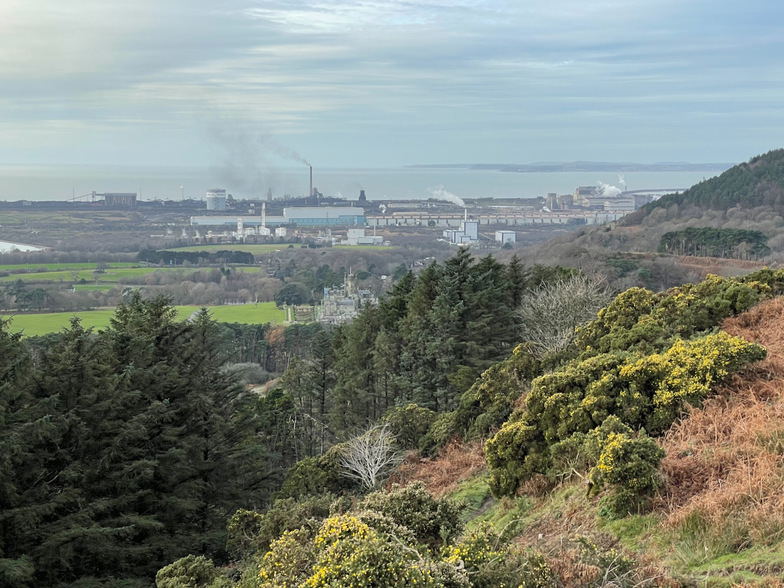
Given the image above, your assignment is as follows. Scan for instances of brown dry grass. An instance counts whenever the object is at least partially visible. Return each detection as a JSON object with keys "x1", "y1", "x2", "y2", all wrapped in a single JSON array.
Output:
[
  {"x1": 672, "y1": 256, "x2": 771, "y2": 282},
  {"x1": 658, "y1": 297, "x2": 784, "y2": 541},
  {"x1": 386, "y1": 441, "x2": 486, "y2": 497}
]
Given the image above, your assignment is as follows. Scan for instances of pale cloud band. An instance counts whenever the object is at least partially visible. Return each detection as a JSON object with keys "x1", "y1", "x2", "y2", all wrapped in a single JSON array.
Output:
[{"x1": 1, "y1": 0, "x2": 782, "y2": 166}]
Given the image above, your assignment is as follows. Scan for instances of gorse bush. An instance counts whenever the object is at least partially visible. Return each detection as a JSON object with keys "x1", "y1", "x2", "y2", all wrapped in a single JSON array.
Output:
[
  {"x1": 444, "y1": 523, "x2": 554, "y2": 588},
  {"x1": 226, "y1": 494, "x2": 338, "y2": 558},
  {"x1": 575, "y1": 271, "x2": 784, "y2": 356},
  {"x1": 359, "y1": 482, "x2": 465, "y2": 549},
  {"x1": 255, "y1": 485, "x2": 552, "y2": 588},
  {"x1": 257, "y1": 514, "x2": 457, "y2": 587},
  {"x1": 155, "y1": 555, "x2": 226, "y2": 588},
  {"x1": 487, "y1": 330, "x2": 766, "y2": 497},
  {"x1": 620, "y1": 331, "x2": 766, "y2": 433},
  {"x1": 420, "y1": 344, "x2": 540, "y2": 455},
  {"x1": 585, "y1": 417, "x2": 665, "y2": 518}
]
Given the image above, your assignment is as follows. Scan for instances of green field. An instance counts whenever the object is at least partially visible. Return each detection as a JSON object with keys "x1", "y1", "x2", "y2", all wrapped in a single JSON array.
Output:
[
  {"x1": 0, "y1": 265, "x2": 261, "y2": 285},
  {"x1": 165, "y1": 244, "x2": 394, "y2": 254},
  {"x1": 73, "y1": 284, "x2": 117, "y2": 292},
  {"x1": 2, "y1": 303, "x2": 285, "y2": 336},
  {"x1": 0, "y1": 262, "x2": 139, "y2": 271}
]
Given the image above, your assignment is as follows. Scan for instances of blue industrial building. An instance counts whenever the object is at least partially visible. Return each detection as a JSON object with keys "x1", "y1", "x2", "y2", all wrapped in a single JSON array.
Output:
[{"x1": 190, "y1": 206, "x2": 365, "y2": 228}]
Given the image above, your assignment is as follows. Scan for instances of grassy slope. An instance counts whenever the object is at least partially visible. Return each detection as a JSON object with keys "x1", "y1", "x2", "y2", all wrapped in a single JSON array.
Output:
[
  {"x1": 398, "y1": 298, "x2": 784, "y2": 586},
  {"x1": 2, "y1": 302, "x2": 285, "y2": 336}
]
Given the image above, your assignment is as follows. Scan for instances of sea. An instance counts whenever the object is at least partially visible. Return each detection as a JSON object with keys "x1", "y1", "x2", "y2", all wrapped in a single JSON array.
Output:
[{"x1": 0, "y1": 164, "x2": 724, "y2": 203}]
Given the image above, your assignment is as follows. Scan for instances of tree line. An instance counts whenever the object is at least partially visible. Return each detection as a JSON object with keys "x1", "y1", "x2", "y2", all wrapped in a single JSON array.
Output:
[
  {"x1": 0, "y1": 250, "x2": 576, "y2": 586},
  {"x1": 0, "y1": 294, "x2": 299, "y2": 587},
  {"x1": 641, "y1": 148, "x2": 784, "y2": 215},
  {"x1": 138, "y1": 249, "x2": 255, "y2": 266},
  {"x1": 657, "y1": 227, "x2": 770, "y2": 259}
]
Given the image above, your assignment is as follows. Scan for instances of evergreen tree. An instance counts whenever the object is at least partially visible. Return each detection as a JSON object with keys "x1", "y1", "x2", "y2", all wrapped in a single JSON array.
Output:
[{"x1": 330, "y1": 305, "x2": 383, "y2": 432}]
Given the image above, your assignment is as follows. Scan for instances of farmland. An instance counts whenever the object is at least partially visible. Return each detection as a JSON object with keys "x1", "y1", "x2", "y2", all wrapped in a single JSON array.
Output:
[
  {"x1": 2, "y1": 302, "x2": 285, "y2": 336},
  {"x1": 0, "y1": 264, "x2": 262, "y2": 285},
  {"x1": 165, "y1": 243, "x2": 394, "y2": 254}
]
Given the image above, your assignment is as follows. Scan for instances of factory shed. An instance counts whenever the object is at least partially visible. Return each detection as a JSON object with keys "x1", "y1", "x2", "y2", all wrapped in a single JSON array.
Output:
[{"x1": 283, "y1": 207, "x2": 365, "y2": 226}]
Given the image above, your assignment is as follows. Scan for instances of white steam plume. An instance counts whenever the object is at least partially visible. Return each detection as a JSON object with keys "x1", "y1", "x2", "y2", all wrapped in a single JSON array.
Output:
[
  {"x1": 597, "y1": 181, "x2": 621, "y2": 198},
  {"x1": 429, "y1": 185, "x2": 466, "y2": 207},
  {"x1": 618, "y1": 173, "x2": 627, "y2": 192}
]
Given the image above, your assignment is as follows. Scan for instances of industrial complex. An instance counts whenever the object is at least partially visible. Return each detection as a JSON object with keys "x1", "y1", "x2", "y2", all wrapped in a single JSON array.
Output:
[{"x1": 183, "y1": 181, "x2": 672, "y2": 247}]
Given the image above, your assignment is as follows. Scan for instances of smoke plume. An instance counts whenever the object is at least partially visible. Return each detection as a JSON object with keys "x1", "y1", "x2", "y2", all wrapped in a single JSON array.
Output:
[
  {"x1": 207, "y1": 126, "x2": 310, "y2": 195},
  {"x1": 597, "y1": 181, "x2": 622, "y2": 198},
  {"x1": 429, "y1": 185, "x2": 466, "y2": 207}
]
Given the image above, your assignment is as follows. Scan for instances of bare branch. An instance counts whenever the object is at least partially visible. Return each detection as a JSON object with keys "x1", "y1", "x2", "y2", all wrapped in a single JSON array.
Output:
[
  {"x1": 340, "y1": 423, "x2": 403, "y2": 489},
  {"x1": 517, "y1": 274, "x2": 611, "y2": 358}
]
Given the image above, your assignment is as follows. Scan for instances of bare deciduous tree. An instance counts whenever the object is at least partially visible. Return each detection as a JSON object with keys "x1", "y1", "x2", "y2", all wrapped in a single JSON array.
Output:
[
  {"x1": 517, "y1": 274, "x2": 611, "y2": 358},
  {"x1": 340, "y1": 423, "x2": 403, "y2": 489}
]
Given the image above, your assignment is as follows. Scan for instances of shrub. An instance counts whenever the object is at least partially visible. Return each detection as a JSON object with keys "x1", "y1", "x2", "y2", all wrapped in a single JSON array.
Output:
[
  {"x1": 454, "y1": 344, "x2": 540, "y2": 440},
  {"x1": 304, "y1": 516, "x2": 444, "y2": 587},
  {"x1": 278, "y1": 445, "x2": 356, "y2": 499},
  {"x1": 444, "y1": 523, "x2": 554, "y2": 588},
  {"x1": 576, "y1": 274, "x2": 775, "y2": 357},
  {"x1": 486, "y1": 332, "x2": 765, "y2": 498},
  {"x1": 227, "y1": 494, "x2": 335, "y2": 557},
  {"x1": 585, "y1": 418, "x2": 665, "y2": 518},
  {"x1": 258, "y1": 515, "x2": 469, "y2": 588},
  {"x1": 420, "y1": 411, "x2": 460, "y2": 456},
  {"x1": 382, "y1": 403, "x2": 438, "y2": 449},
  {"x1": 485, "y1": 414, "x2": 548, "y2": 497},
  {"x1": 155, "y1": 555, "x2": 223, "y2": 588},
  {"x1": 359, "y1": 482, "x2": 465, "y2": 549},
  {"x1": 621, "y1": 331, "x2": 767, "y2": 433},
  {"x1": 258, "y1": 528, "x2": 317, "y2": 588},
  {"x1": 421, "y1": 345, "x2": 541, "y2": 455}
]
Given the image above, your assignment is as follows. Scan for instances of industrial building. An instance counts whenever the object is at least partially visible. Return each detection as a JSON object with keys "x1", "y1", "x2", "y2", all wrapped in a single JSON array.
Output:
[
  {"x1": 206, "y1": 189, "x2": 227, "y2": 211},
  {"x1": 343, "y1": 228, "x2": 383, "y2": 246},
  {"x1": 104, "y1": 193, "x2": 137, "y2": 208},
  {"x1": 443, "y1": 218, "x2": 479, "y2": 245},
  {"x1": 284, "y1": 207, "x2": 365, "y2": 226},
  {"x1": 190, "y1": 206, "x2": 365, "y2": 228},
  {"x1": 495, "y1": 230, "x2": 516, "y2": 244}
]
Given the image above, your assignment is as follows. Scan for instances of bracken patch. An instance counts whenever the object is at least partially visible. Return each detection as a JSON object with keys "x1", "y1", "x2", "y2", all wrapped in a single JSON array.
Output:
[{"x1": 658, "y1": 297, "x2": 784, "y2": 544}]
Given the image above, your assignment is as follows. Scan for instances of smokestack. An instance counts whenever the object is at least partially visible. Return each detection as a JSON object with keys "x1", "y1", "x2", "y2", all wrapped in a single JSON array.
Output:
[
  {"x1": 262, "y1": 202, "x2": 266, "y2": 228},
  {"x1": 309, "y1": 166, "x2": 313, "y2": 198}
]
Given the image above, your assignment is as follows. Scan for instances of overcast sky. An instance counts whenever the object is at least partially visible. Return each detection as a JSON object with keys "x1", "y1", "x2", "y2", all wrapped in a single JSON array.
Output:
[{"x1": 2, "y1": 0, "x2": 783, "y2": 168}]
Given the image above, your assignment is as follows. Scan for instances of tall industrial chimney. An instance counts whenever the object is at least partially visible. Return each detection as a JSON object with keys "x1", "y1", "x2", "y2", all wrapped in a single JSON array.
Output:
[{"x1": 309, "y1": 166, "x2": 313, "y2": 198}]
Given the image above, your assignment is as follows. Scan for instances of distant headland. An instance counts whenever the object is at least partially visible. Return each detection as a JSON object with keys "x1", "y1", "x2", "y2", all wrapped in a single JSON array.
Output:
[{"x1": 406, "y1": 161, "x2": 735, "y2": 173}]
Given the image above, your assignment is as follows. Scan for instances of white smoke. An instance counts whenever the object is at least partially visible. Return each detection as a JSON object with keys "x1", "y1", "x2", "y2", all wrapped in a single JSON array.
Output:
[
  {"x1": 429, "y1": 185, "x2": 466, "y2": 207},
  {"x1": 597, "y1": 181, "x2": 622, "y2": 198},
  {"x1": 618, "y1": 173, "x2": 627, "y2": 192}
]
